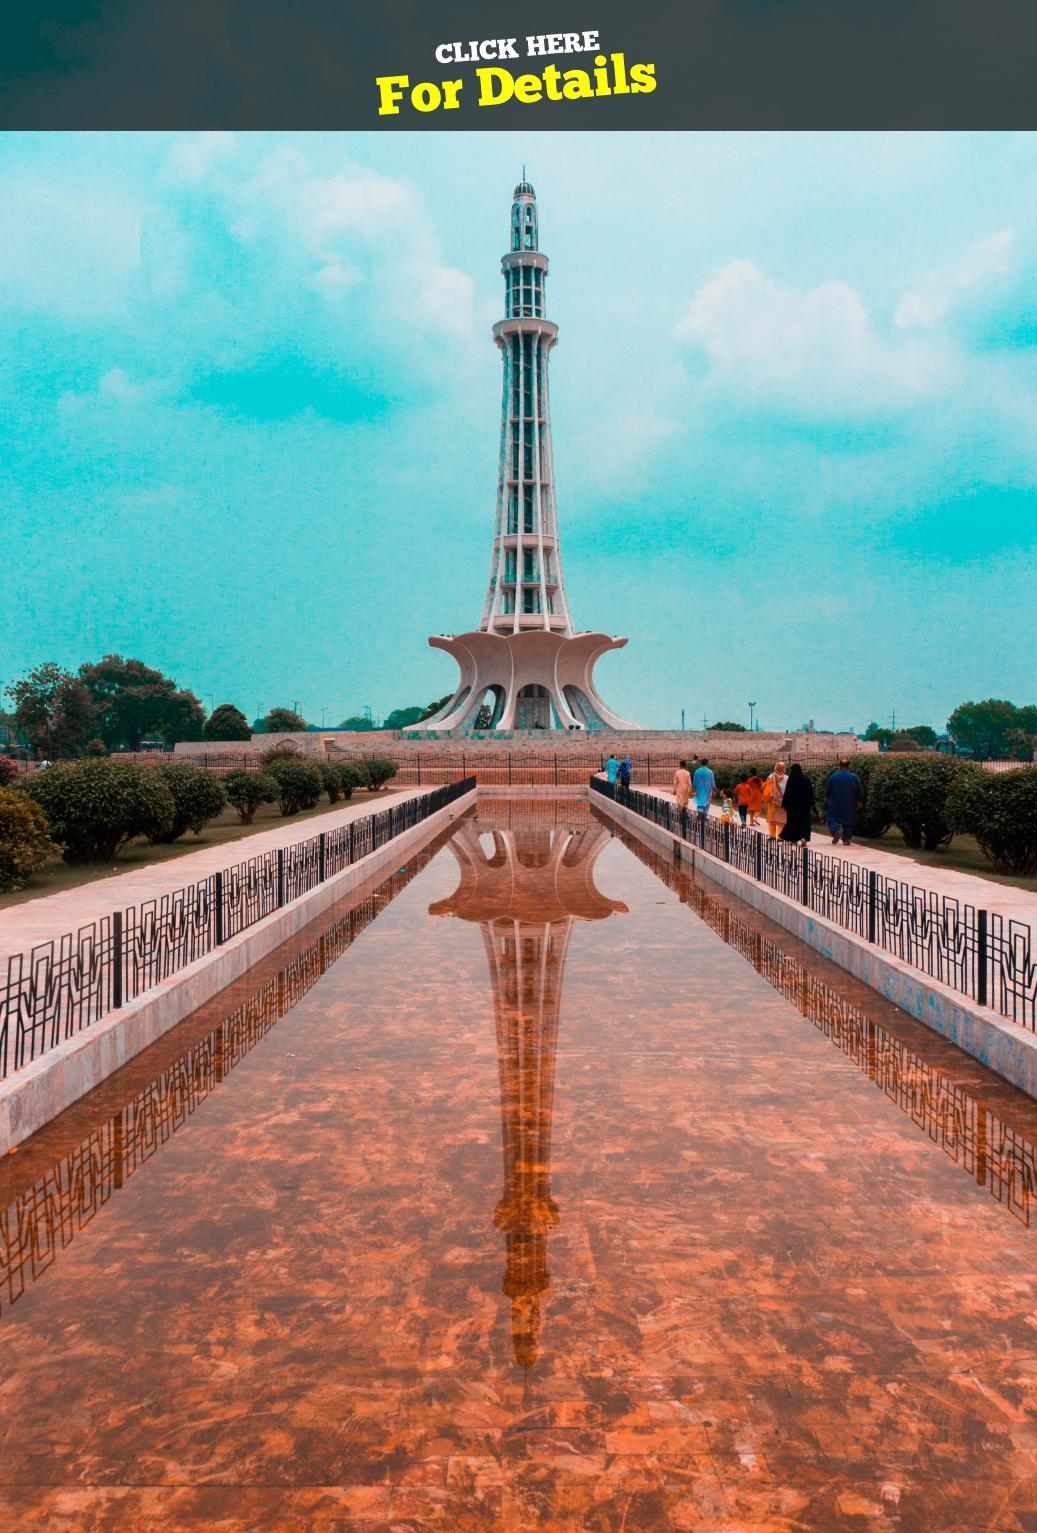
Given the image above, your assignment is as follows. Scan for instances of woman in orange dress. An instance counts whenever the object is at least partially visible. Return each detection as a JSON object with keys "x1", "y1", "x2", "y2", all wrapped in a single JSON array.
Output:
[{"x1": 745, "y1": 772, "x2": 765, "y2": 828}]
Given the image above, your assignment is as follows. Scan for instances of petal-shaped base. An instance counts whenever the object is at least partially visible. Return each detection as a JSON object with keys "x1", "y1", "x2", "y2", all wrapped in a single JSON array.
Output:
[{"x1": 412, "y1": 629, "x2": 640, "y2": 732}]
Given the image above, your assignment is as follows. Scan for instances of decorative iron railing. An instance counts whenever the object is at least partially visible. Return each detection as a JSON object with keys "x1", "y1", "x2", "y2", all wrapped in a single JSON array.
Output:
[
  {"x1": 590, "y1": 776, "x2": 1037, "y2": 1032},
  {"x1": 0, "y1": 779, "x2": 474, "y2": 1082}
]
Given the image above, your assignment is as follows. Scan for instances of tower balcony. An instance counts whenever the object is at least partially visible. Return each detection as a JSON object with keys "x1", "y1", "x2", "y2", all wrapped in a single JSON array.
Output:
[{"x1": 494, "y1": 318, "x2": 558, "y2": 345}]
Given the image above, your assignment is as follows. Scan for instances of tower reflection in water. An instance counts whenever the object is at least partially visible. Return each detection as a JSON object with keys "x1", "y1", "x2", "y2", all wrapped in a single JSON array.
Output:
[{"x1": 430, "y1": 801, "x2": 627, "y2": 1367}]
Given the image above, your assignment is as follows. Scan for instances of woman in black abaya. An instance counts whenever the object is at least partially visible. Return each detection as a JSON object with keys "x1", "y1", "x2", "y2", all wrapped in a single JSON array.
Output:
[{"x1": 779, "y1": 762, "x2": 815, "y2": 844}]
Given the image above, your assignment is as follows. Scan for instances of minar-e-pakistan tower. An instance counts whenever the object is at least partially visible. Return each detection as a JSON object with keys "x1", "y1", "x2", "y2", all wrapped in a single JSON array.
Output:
[{"x1": 415, "y1": 178, "x2": 638, "y2": 732}]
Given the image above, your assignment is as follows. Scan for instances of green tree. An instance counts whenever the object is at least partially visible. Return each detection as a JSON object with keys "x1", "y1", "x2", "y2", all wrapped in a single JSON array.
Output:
[
  {"x1": 149, "y1": 763, "x2": 227, "y2": 842},
  {"x1": 708, "y1": 721, "x2": 747, "y2": 732},
  {"x1": 78, "y1": 654, "x2": 205, "y2": 750},
  {"x1": 261, "y1": 707, "x2": 308, "y2": 734},
  {"x1": 948, "y1": 767, "x2": 1037, "y2": 875},
  {"x1": 360, "y1": 758, "x2": 398, "y2": 791},
  {"x1": 0, "y1": 787, "x2": 56, "y2": 890},
  {"x1": 203, "y1": 703, "x2": 252, "y2": 742},
  {"x1": 863, "y1": 723, "x2": 894, "y2": 750},
  {"x1": 223, "y1": 769, "x2": 279, "y2": 825},
  {"x1": 904, "y1": 725, "x2": 938, "y2": 750},
  {"x1": 869, "y1": 756, "x2": 982, "y2": 850},
  {"x1": 265, "y1": 759, "x2": 323, "y2": 815},
  {"x1": 24, "y1": 760, "x2": 176, "y2": 863},
  {"x1": 946, "y1": 699, "x2": 1030, "y2": 760},
  {"x1": 888, "y1": 732, "x2": 922, "y2": 752},
  {"x1": 473, "y1": 704, "x2": 493, "y2": 729},
  {"x1": 418, "y1": 695, "x2": 452, "y2": 722},
  {"x1": 7, "y1": 664, "x2": 98, "y2": 759},
  {"x1": 339, "y1": 715, "x2": 376, "y2": 731},
  {"x1": 383, "y1": 706, "x2": 424, "y2": 730},
  {"x1": 337, "y1": 762, "x2": 366, "y2": 799}
]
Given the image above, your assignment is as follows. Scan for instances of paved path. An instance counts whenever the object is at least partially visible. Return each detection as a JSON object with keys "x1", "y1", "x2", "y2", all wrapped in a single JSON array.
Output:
[
  {"x1": 0, "y1": 788, "x2": 430, "y2": 963},
  {"x1": 626, "y1": 783, "x2": 1037, "y2": 941}
]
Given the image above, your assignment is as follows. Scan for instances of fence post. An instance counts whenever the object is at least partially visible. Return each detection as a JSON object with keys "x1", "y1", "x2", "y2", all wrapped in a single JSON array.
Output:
[
  {"x1": 319, "y1": 831, "x2": 326, "y2": 883},
  {"x1": 867, "y1": 869, "x2": 877, "y2": 944},
  {"x1": 723, "y1": 821, "x2": 730, "y2": 863},
  {"x1": 214, "y1": 870, "x2": 224, "y2": 946},
  {"x1": 277, "y1": 847, "x2": 285, "y2": 909},
  {"x1": 801, "y1": 845, "x2": 810, "y2": 906},
  {"x1": 416, "y1": 756, "x2": 421, "y2": 787},
  {"x1": 554, "y1": 754, "x2": 558, "y2": 785},
  {"x1": 508, "y1": 753, "x2": 513, "y2": 786},
  {"x1": 698, "y1": 812, "x2": 705, "y2": 849},
  {"x1": 977, "y1": 909, "x2": 989, "y2": 1008},
  {"x1": 755, "y1": 832, "x2": 763, "y2": 882},
  {"x1": 111, "y1": 909, "x2": 123, "y2": 1010},
  {"x1": 349, "y1": 820, "x2": 356, "y2": 864}
]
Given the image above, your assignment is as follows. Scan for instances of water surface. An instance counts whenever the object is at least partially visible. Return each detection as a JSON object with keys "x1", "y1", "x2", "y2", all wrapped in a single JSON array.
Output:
[{"x1": 1, "y1": 798, "x2": 1036, "y2": 1532}]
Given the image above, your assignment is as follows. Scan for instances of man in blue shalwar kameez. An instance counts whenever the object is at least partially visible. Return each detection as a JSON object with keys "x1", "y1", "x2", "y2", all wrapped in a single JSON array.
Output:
[{"x1": 824, "y1": 758, "x2": 864, "y2": 845}]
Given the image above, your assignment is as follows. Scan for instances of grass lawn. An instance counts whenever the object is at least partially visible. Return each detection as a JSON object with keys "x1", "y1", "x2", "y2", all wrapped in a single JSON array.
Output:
[
  {"x1": 0, "y1": 790, "x2": 400, "y2": 911},
  {"x1": 856, "y1": 828, "x2": 1037, "y2": 895}
]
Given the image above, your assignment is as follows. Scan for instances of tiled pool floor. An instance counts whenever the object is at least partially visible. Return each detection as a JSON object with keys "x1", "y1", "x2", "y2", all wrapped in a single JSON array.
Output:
[{"x1": 1, "y1": 797, "x2": 1036, "y2": 1531}]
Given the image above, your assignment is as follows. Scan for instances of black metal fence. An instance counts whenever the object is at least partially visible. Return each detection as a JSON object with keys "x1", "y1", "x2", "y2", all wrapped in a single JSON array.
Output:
[
  {"x1": 590, "y1": 776, "x2": 1037, "y2": 1032},
  {"x1": 0, "y1": 778, "x2": 474, "y2": 1082}
]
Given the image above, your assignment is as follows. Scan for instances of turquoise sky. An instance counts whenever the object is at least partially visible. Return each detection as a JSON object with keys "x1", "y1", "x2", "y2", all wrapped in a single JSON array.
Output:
[{"x1": 2, "y1": 131, "x2": 1035, "y2": 732}]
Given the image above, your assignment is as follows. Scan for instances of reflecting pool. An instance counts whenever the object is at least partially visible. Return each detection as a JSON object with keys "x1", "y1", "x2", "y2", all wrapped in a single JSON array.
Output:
[{"x1": 2, "y1": 797, "x2": 1037, "y2": 1532}]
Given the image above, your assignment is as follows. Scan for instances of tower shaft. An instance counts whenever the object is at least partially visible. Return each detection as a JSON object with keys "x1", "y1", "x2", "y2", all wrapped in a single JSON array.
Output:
[{"x1": 481, "y1": 182, "x2": 572, "y2": 639}]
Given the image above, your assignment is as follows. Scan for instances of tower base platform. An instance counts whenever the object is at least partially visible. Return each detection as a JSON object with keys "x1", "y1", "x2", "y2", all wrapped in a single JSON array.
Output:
[{"x1": 411, "y1": 629, "x2": 641, "y2": 733}]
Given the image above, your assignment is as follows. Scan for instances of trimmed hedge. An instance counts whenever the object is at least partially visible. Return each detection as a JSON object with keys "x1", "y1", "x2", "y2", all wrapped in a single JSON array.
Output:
[
  {"x1": 868, "y1": 755, "x2": 983, "y2": 851},
  {"x1": 24, "y1": 760, "x2": 176, "y2": 863},
  {"x1": 223, "y1": 769, "x2": 280, "y2": 825},
  {"x1": 266, "y1": 758, "x2": 324, "y2": 815},
  {"x1": 0, "y1": 787, "x2": 56, "y2": 889},
  {"x1": 948, "y1": 766, "x2": 1037, "y2": 874},
  {"x1": 0, "y1": 758, "x2": 19, "y2": 788},
  {"x1": 149, "y1": 762, "x2": 227, "y2": 842}
]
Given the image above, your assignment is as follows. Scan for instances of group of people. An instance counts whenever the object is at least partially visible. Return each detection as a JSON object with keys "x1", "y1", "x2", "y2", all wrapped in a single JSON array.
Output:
[
  {"x1": 667, "y1": 756, "x2": 865, "y2": 846},
  {"x1": 604, "y1": 754, "x2": 632, "y2": 789}
]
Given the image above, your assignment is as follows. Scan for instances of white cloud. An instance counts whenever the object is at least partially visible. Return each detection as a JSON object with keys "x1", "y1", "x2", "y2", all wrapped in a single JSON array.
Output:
[
  {"x1": 675, "y1": 258, "x2": 949, "y2": 418},
  {"x1": 411, "y1": 263, "x2": 476, "y2": 337},
  {"x1": 162, "y1": 131, "x2": 238, "y2": 186},
  {"x1": 895, "y1": 230, "x2": 1018, "y2": 328},
  {"x1": 228, "y1": 146, "x2": 476, "y2": 337},
  {"x1": 309, "y1": 260, "x2": 361, "y2": 298},
  {"x1": 57, "y1": 368, "x2": 166, "y2": 416}
]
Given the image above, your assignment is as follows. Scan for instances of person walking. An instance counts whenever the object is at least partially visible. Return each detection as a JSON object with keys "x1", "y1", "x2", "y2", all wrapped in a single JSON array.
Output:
[
  {"x1": 605, "y1": 753, "x2": 620, "y2": 786},
  {"x1": 693, "y1": 758, "x2": 716, "y2": 822},
  {"x1": 673, "y1": 759, "x2": 692, "y2": 807},
  {"x1": 733, "y1": 772, "x2": 751, "y2": 825},
  {"x1": 779, "y1": 762, "x2": 814, "y2": 844},
  {"x1": 618, "y1": 756, "x2": 631, "y2": 792},
  {"x1": 824, "y1": 757, "x2": 864, "y2": 845},
  {"x1": 745, "y1": 771, "x2": 764, "y2": 828},
  {"x1": 762, "y1": 760, "x2": 787, "y2": 839}
]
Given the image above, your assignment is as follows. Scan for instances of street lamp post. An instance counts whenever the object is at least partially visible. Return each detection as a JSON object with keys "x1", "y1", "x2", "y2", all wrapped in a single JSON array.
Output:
[{"x1": 749, "y1": 701, "x2": 756, "y2": 732}]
